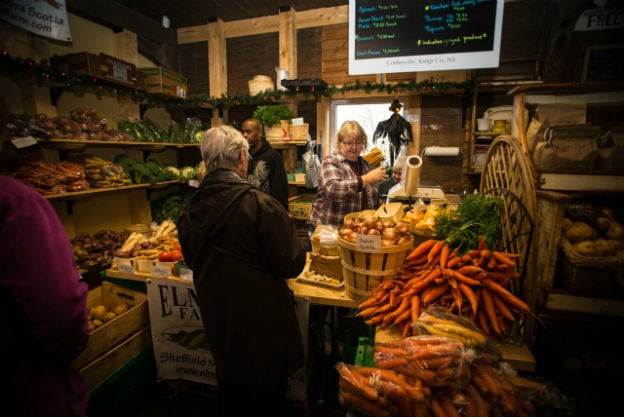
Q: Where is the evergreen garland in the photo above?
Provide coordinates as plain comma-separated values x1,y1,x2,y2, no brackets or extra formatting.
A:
1,50,476,112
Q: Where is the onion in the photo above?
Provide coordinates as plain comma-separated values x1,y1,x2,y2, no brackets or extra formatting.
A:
382,228,397,241
368,228,380,235
363,216,377,229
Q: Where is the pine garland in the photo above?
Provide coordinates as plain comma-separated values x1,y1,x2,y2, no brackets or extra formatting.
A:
0,50,476,112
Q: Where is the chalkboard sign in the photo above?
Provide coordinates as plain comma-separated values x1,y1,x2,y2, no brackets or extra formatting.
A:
348,0,504,75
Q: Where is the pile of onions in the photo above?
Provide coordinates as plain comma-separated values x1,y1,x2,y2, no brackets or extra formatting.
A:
339,216,413,246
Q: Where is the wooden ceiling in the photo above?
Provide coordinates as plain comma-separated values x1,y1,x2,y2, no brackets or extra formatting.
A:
69,0,348,30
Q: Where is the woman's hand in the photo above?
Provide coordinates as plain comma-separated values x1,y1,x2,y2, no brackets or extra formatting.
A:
361,166,387,187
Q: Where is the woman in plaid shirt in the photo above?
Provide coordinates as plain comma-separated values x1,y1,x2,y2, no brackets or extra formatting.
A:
307,120,388,230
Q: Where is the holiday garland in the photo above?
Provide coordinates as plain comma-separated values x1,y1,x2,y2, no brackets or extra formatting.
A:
1,50,476,111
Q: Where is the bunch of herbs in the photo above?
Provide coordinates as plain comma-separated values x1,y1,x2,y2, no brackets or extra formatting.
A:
434,193,503,253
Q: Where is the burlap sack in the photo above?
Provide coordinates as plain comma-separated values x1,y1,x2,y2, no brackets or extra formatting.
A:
527,103,587,155
532,125,599,172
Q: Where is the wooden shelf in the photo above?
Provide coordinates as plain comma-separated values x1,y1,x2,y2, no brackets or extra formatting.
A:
37,138,200,150
537,173,624,193
44,180,185,200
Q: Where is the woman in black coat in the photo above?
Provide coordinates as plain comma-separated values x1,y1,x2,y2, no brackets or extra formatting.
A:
178,125,307,417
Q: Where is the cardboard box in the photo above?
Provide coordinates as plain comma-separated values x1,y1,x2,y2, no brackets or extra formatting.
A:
98,53,143,88
73,281,149,371
140,67,188,98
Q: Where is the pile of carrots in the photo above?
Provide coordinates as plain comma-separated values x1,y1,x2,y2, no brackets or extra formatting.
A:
337,334,536,417
355,237,530,341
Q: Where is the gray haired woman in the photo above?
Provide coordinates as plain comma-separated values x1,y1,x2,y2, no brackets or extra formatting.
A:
178,125,306,417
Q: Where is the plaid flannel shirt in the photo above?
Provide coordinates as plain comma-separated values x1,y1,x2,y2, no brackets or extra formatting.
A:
307,150,379,229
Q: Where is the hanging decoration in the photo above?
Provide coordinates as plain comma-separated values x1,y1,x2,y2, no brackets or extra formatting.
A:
372,99,413,165
0,50,476,112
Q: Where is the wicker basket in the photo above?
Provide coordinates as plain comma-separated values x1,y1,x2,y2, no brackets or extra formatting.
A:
338,237,414,301
343,210,377,225
289,123,309,141
248,75,273,95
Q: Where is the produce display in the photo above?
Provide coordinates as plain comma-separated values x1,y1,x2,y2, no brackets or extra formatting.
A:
336,313,541,417
72,229,129,270
562,204,624,259
115,220,179,261
355,237,529,342
15,159,90,195
6,108,132,141
88,301,130,331
339,215,414,247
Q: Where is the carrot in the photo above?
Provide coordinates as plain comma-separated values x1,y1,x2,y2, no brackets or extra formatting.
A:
450,286,463,311
428,240,446,265
439,393,462,417
446,269,482,286
375,356,408,369
377,380,412,417
457,265,484,276
486,255,498,270
486,270,520,281
410,296,421,325
457,282,478,314
476,302,490,334
406,239,436,260
482,278,530,312
401,319,411,337
473,364,502,397
365,315,384,326
490,291,516,321
421,283,449,305
492,250,517,267
446,256,462,268
439,244,450,269
477,235,488,251
339,391,391,417
429,396,449,417
406,268,442,293
393,308,412,327
382,296,411,325
337,364,379,401
356,306,379,317
467,383,490,417
480,287,502,336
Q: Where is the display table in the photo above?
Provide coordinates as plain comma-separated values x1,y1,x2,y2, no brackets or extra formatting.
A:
375,326,536,372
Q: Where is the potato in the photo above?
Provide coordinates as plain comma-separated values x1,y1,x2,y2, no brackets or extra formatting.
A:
103,311,117,322
574,240,596,256
89,305,107,321
594,238,612,256
561,217,573,231
606,221,624,240
113,303,129,316
91,319,104,329
565,221,598,243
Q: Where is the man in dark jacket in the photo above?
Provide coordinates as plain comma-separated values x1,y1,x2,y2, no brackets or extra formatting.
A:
242,118,290,209
178,125,306,417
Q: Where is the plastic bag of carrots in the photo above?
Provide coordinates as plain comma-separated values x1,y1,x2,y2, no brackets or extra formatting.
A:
374,334,472,389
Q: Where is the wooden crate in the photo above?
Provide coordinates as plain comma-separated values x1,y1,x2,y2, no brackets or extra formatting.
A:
73,281,149,371
80,327,152,389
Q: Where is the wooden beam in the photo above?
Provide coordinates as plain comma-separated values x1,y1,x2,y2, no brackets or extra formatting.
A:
177,5,349,44
279,7,297,80
208,19,227,98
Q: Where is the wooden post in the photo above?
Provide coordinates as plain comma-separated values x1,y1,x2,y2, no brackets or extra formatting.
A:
208,18,227,98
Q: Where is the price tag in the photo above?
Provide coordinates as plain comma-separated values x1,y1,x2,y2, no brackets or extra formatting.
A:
151,264,170,278
11,136,37,149
188,179,200,188
179,267,193,281
356,234,381,251
118,263,134,274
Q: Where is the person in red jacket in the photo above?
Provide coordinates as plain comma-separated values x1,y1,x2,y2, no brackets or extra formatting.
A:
0,174,90,417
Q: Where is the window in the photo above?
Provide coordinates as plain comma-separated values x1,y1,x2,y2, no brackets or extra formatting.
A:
330,98,407,167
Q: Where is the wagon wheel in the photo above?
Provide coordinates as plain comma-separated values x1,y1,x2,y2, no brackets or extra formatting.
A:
479,135,538,345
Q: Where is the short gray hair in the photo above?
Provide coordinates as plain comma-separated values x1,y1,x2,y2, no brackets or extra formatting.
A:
200,125,250,174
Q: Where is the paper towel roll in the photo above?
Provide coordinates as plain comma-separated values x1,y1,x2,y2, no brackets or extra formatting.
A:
424,146,460,157
403,155,422,196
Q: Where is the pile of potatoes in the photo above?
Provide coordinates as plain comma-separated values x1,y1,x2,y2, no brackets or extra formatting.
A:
562,206,624,260
88,302,130,331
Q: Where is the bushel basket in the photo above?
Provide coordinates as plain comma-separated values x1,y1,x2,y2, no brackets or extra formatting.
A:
338,237,413,301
